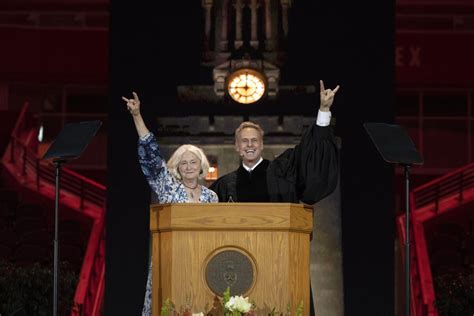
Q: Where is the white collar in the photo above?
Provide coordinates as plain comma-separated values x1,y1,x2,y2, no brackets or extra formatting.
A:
242,157,263,172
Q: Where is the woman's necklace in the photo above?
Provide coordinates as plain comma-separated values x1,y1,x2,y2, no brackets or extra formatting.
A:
183,182,199,199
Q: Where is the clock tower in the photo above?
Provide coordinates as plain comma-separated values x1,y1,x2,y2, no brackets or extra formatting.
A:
156,4,343,315
199,0,292,103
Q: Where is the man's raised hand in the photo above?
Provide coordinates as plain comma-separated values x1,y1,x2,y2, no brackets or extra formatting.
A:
320,80,340,112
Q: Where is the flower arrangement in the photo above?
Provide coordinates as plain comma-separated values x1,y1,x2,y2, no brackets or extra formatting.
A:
159,289,304,316
224,296,252,315
161,298,175,316
267,301,304,316
222,287,253,316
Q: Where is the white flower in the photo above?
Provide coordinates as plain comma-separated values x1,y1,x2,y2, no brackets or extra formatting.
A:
225,295,252,313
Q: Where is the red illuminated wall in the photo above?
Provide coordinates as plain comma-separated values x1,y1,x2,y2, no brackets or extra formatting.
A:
396,33,474,86
0,27,108,84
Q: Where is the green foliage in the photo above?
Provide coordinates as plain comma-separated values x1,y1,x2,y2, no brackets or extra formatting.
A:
295,301,304,316
434,272,474,315
250,300,257,312
161,298,175,316
223,286,231,305
0,260,78,316
223,286,231,315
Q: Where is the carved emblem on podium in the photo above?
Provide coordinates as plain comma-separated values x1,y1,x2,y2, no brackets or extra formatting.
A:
204,248,256,296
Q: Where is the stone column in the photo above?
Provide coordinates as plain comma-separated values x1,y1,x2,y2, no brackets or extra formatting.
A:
311,172,344,316
250,0,259,48
220,0,229,51
234,0,243,49
264,0,274,50
281,0,290,39
203,0,213,53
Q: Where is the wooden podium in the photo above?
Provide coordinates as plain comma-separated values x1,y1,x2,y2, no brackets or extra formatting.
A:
150,203,313,315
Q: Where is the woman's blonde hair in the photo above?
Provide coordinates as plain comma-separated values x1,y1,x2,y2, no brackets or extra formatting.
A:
166,144,210,180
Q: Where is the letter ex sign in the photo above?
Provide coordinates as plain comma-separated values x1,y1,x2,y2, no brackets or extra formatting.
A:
396,46,421,67
396,33,474,85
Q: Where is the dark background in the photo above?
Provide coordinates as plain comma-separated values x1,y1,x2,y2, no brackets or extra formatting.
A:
107,1,395,316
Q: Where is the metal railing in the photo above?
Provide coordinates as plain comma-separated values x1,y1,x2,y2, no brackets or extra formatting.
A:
412,162,474,212
2,101,107,316
397,162,474,315
7,103,106,211
71,219,105,316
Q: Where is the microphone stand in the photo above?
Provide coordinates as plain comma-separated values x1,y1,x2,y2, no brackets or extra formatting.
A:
53,159,65,316
403,164,412,316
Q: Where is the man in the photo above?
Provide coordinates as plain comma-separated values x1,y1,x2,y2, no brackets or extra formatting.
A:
210,80,340,205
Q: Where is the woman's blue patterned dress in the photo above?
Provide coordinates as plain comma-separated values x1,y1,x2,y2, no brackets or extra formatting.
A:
138,133,218,316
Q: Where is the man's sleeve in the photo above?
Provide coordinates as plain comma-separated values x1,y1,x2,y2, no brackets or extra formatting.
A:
209,173,237,202
273,124,339,204
209,177,225,201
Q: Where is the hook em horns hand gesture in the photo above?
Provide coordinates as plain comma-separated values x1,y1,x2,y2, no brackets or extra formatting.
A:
122,92,150,138
122,92,141,116
320,80,340,112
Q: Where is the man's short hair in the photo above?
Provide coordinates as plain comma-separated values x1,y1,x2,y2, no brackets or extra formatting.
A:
167,144,210,180
234,121,264,142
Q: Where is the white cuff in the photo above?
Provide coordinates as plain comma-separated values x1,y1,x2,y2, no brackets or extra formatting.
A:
316,110,331,127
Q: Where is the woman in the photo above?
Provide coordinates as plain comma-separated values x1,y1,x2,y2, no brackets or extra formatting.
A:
122,92,218,315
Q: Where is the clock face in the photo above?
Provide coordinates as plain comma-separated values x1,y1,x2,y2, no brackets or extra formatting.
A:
227,69,266,104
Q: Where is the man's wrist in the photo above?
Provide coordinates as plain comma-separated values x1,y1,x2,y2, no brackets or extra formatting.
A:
316,109,331,127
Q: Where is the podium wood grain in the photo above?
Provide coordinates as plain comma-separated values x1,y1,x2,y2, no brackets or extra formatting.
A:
150,203,312,315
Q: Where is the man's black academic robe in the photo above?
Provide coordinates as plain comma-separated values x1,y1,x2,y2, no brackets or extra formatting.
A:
209,124,339,204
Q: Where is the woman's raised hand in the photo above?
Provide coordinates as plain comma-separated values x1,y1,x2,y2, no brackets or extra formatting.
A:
122,92,149,137
122,92,141,116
